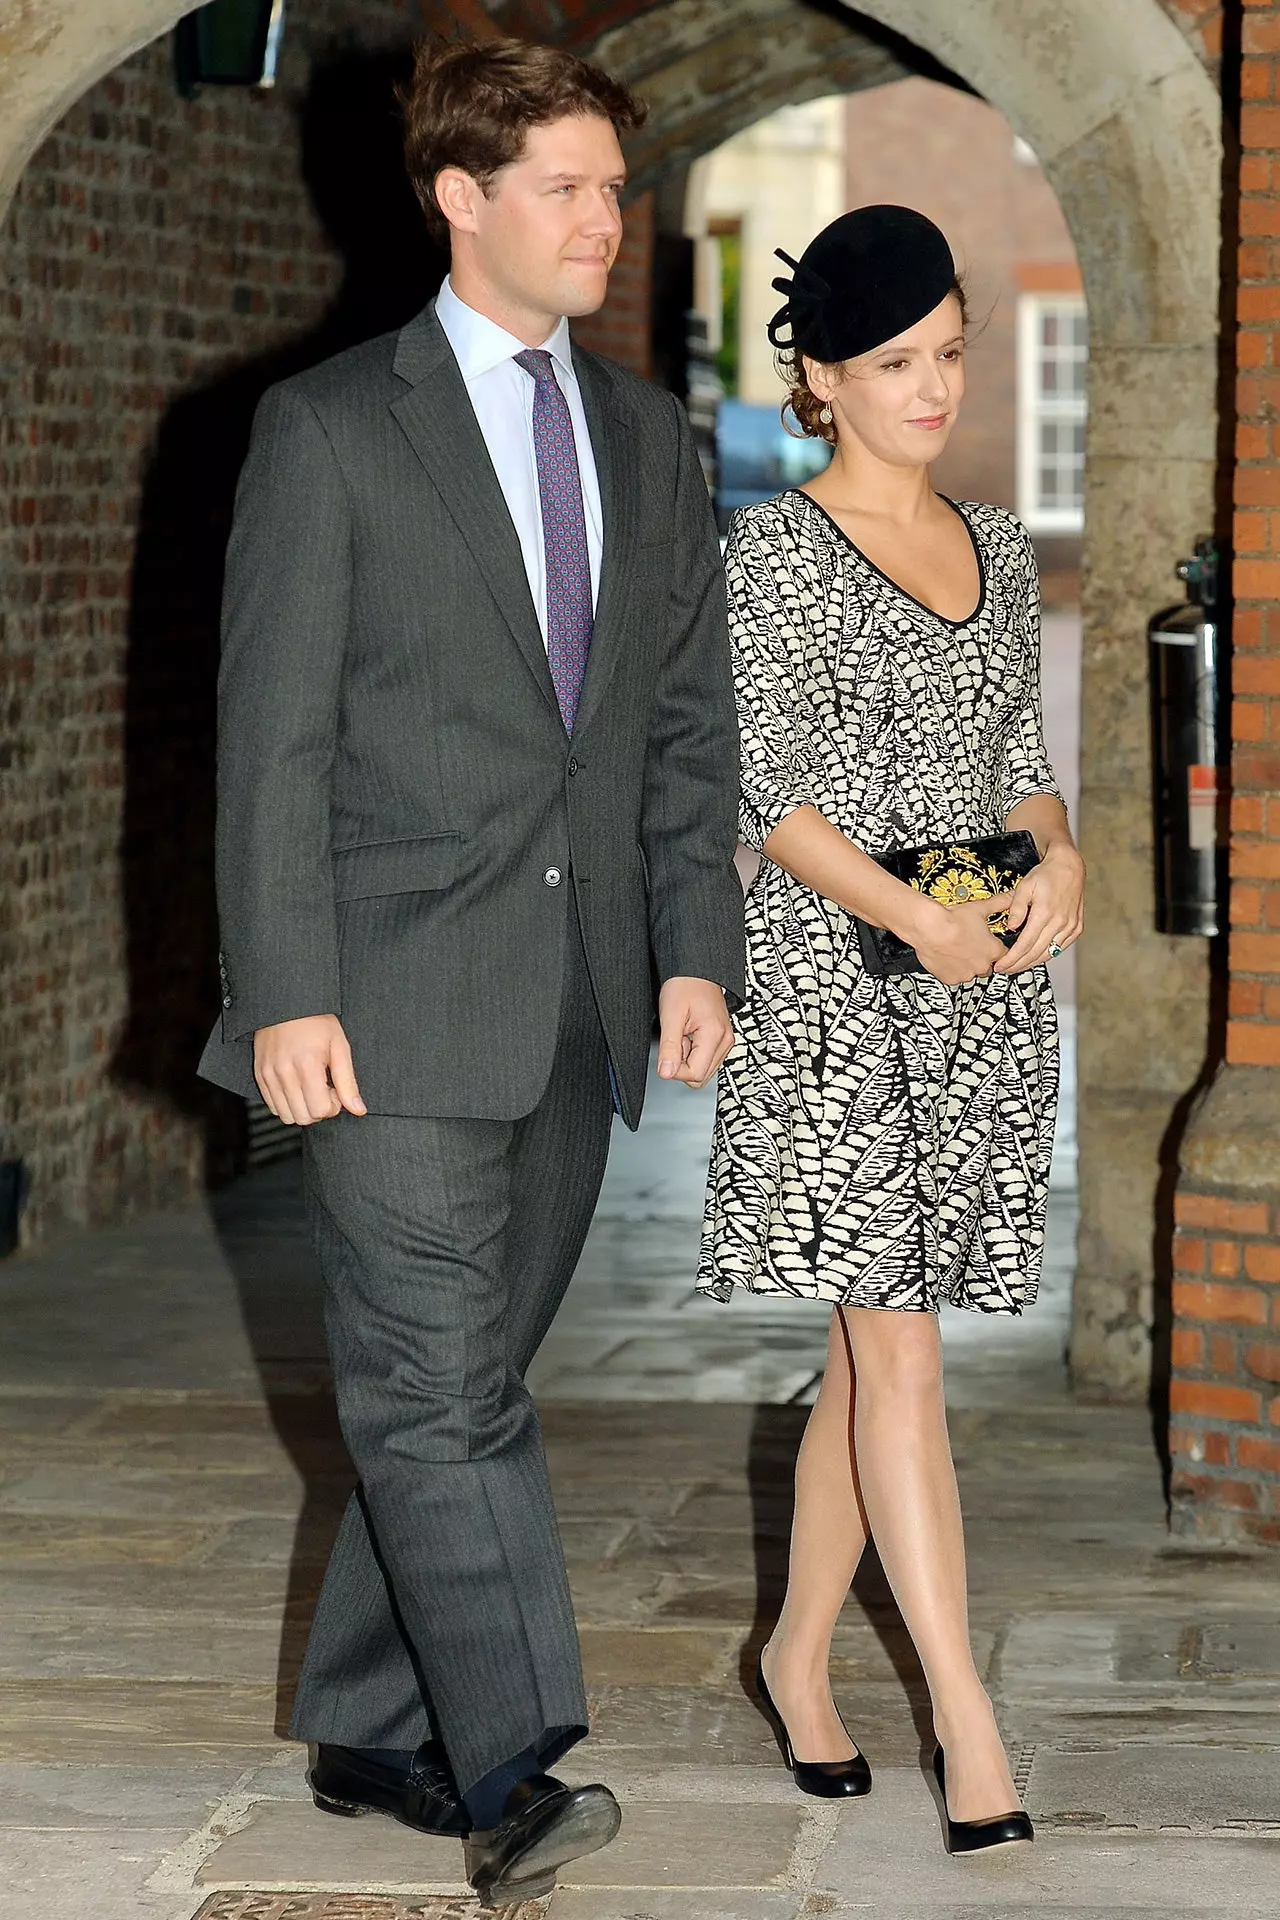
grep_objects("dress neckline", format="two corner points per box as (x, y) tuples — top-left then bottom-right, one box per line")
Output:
(784, 488), (988, 630)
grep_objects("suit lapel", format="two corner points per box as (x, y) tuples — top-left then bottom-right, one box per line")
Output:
(390, 304), (560, 723)
(574, 348), (637, 734)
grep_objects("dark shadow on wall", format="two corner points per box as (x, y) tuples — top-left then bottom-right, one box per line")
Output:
(111, 45), (447, 1184)
(111, 45), (446, 1717)
(1147, 4), (1241, 1504)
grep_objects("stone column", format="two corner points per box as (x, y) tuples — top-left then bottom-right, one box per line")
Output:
(1171, 0), (1280, 1546)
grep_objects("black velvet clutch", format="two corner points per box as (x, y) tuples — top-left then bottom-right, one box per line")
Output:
(854, 830), (1041, 977)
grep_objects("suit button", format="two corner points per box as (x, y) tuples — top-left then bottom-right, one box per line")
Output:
(222, 995), (233, 1009)
(567, 758), (578, 776)
(543, 867), (562, 887)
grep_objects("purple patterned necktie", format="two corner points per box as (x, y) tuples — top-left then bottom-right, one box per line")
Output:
(514, 347), (593, 734)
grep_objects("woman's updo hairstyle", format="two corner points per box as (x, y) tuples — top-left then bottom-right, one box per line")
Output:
(767, 205), (963, 445)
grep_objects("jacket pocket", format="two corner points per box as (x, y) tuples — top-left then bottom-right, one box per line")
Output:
(332, 832), (462, 901)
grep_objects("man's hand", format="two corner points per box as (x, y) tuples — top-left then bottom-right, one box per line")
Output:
(253, 1015), (367, 1126)
(657, 978), (735, 1090)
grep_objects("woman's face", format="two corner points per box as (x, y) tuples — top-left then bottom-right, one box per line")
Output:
(807, 291), (966, 469)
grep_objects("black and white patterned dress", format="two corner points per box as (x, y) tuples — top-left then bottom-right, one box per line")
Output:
(698, 489), (1061, 1315)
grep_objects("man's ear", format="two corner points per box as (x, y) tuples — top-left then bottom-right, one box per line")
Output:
(434, 166), (482, 235)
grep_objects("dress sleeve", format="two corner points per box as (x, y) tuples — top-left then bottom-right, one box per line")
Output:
(998, 526), (1065, 819)
(726, 509), (829, 852)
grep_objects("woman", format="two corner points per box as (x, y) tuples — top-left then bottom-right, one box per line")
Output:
(699, 206), (1085, 1853)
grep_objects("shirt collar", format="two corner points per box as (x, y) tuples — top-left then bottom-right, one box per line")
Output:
(436, 275), (576, 383)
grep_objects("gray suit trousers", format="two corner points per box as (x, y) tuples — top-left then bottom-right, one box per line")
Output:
(289, 925), (613, 1791)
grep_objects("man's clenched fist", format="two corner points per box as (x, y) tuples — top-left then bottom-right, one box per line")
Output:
(254, 1014), (366, 1126)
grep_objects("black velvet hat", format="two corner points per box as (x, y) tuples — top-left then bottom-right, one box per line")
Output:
(767, 205), (956, 362)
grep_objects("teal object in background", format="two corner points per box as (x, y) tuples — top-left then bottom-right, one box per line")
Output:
(175, 0), (286, 94)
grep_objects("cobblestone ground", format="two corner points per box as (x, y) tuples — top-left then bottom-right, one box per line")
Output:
(1, 1040), (1277, 1918)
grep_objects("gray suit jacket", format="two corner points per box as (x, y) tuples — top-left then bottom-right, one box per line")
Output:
(197, 302), (744, 1126)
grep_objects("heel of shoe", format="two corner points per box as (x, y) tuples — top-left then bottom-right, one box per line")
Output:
(312, 1788), (372, 1817)
(932, 1745), (1033, 1854)
(754, 1654), (795, 1769)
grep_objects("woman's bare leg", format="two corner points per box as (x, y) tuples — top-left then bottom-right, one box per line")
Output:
(760, 1309), (869, 1761)
(840, 1305), (1017, 1821)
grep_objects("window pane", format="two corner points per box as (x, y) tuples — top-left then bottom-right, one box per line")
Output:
(1042, 313), (1059, 348)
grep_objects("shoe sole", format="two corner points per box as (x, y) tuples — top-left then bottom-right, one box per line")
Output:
(471, 1788), (622, 1908)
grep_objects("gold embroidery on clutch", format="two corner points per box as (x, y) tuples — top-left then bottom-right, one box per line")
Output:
(907, 846), (1020, 931)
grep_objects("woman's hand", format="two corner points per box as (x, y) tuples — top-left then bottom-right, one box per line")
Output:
(908, 894), (1012, 987)
(994, 844), (1086, 974)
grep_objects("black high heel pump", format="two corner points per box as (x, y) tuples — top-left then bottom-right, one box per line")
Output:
(932, 1746), (1034, 1853)
(755, 1653), (872, 1799)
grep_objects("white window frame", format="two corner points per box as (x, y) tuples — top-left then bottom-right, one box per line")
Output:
(1016, 293), (1088, 535)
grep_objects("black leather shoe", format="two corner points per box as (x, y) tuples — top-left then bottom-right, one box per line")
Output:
(309, 1742), (469, 1838)
(933, 1746), (1034, 1853)
(756, 1653), (872, 1798)
(465, 1773), (621, 1907)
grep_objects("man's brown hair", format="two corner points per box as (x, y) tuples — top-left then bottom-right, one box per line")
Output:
(403, 37), (648, 244)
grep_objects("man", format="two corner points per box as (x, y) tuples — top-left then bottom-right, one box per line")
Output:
(199, 35), (744, 1909)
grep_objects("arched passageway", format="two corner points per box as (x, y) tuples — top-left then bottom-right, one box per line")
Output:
(0, 0), (1224, 1405)
(580, 0), (1225, 1399)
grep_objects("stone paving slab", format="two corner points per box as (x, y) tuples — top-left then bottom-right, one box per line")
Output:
(1025, 1744), (1280, 1830)
(1, 1827), (194, 1920)
(193, 1898), (546, 1919)
(196, 1798), (807, 1893)
(0, 1679), (278, 1763)
(546, 1893), (804, 1918)
(0, 1760), (240, 1829)
(810, 1771), (1280, 1910)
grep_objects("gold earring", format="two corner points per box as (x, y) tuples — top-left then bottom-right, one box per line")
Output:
(819, 404), (833, 425)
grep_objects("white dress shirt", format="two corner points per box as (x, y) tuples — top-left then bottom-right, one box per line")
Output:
(435, 275), (604, 642)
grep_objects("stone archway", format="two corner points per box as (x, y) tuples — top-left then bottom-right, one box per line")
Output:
(578, 0), (1223, 1400)
(0, 0), (1223, 1400)
(0, 2), (193, 220)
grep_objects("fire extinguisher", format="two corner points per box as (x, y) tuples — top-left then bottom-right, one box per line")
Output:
(1148, 538), (1227, 937)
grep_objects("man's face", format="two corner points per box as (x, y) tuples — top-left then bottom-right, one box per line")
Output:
(443, 113), (626, 323)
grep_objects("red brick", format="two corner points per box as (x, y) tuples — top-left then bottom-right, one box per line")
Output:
(1211, 1239), (1243, 1278)
(1230, 979), (1265, 1016)
(1234, 558), (1280, 599)
(1236, 743), (1280, 790)
(1172, 1280), (1267, 1324)
(1175, 1195), (1270, 1235)
(1169, 1426), (1231, 1466)
(1172, 1473), (1261, 1512)
(1246, 1242), (1280, 1284)
(1234, 509), (1270, 553)
(1245, 14), (1280, 55)
(1171, 1328), (1205, 1369)
(1233, 795), (1267, 833)
(1242, 58), (1275, 104)
(1246, 1342), (1280, 1383)
(1232, 841), (1280, 879)
(1237, 1434), (1280, 1473)
(1169, 1380), (1264, 1424)
(1228, 1023), (1280, 1065)
(1231, 931), (1280, 971)
(1173, 1237), (1208, 1274)
(1235, 654), (1280, 694)
(1231, 881), (1265, 923)
(1210, 1331), (1239, 1375)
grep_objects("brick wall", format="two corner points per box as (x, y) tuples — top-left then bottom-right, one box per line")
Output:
(0, 5), (436, 1242)
(1170, 0), (1280, 1544)
(1171, 1194), (1280, 1540)
(572, 187), (654, 375)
